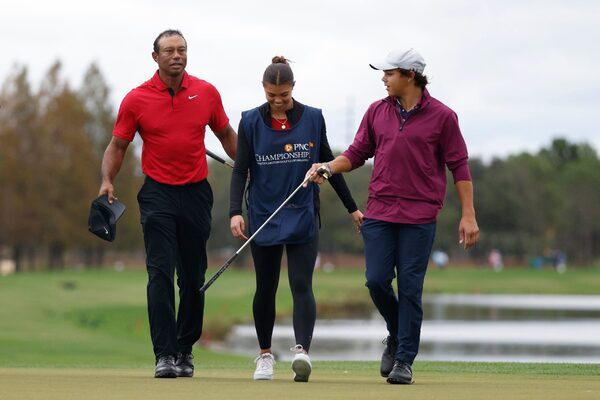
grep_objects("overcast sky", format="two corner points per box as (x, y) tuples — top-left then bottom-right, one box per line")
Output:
(2, 0), (599, 160)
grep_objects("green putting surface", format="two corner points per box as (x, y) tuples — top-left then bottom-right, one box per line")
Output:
(2, 364), (599, 400)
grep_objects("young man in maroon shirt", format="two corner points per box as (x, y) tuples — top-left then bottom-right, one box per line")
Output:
(98, 30), (236, 378)
(307, 48), (479, 384)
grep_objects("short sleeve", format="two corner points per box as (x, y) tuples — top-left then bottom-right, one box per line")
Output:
(112, 91), (138, 142)
(208, 86), (230, 133)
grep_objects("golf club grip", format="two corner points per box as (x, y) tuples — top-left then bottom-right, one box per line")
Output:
(316, 166), (330, 179)
(200, 253), (240, 293)
(206, 149), (234, 168)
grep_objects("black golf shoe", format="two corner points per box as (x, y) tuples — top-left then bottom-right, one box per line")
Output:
(380, 336), (398, 377)
(386, 361), (413, 384)
(175, 352), (194, 377)
(155, 355), (177, 378)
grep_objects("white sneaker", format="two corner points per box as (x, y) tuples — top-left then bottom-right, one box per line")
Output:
(253, 353), (275, 380)
(290, 345), (312, 382)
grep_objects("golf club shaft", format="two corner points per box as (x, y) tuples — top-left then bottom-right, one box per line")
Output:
(206, 149), (234, 168)
(200, 175), (311, 293)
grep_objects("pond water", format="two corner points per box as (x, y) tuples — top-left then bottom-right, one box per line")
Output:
(223, 294), (600, 363)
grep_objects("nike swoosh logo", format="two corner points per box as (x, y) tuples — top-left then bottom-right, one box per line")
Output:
(188, 95), (198, 100)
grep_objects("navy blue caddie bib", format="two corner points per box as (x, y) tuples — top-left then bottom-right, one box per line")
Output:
(242, 105), (322, 246)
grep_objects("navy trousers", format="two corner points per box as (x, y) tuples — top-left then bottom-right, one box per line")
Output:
(361, 218), (436, 365)
(137, 176), (213, 360)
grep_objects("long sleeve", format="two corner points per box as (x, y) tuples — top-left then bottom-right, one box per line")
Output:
(440, 112), (471, 183)
(318, 117), (358, 214)
(229, 119), (250, 217)
(342, 103), (377, 169)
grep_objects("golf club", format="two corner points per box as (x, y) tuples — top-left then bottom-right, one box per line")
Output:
(206, 149), (234, 168)
(199, 168), (328, 293)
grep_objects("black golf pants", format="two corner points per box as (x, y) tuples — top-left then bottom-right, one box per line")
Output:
(138, 176), (212, 360)
(250, 233), (318, 352)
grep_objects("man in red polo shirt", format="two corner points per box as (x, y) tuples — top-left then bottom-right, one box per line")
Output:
(98, 29), (236, 378)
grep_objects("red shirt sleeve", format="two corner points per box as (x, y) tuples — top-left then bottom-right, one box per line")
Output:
(208, 86), (230, 133)
(112, 91), (138, 142)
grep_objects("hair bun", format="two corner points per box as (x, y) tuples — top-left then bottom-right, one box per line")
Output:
(271, 56), (288, 64)
(263, 57), (294, 85)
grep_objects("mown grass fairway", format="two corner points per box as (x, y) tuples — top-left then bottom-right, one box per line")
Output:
(1, 267), (600, 399)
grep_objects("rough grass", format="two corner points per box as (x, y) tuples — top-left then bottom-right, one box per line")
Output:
(424, 266), (600, 294)
(2, 267), (600, 367)
(2, 267), (600, 399)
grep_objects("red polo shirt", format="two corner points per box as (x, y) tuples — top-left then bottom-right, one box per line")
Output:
(113, 71), (229, 185)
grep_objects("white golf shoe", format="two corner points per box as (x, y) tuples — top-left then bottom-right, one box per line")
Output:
(290, 345), (312, 382)
(253, 353), (275, 380)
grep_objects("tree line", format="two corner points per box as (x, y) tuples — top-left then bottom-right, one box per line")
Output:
(0, 63), (598, 271)
(0, 63), (143, 271)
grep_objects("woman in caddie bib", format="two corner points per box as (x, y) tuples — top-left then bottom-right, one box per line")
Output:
(229, 56), (363, 382)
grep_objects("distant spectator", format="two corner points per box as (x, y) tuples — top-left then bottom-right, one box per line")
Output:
(488, 249), (503, 271)
(553, 250), (567, 274)
(529, 256), (544, 270)
(431, 250), (449, 269)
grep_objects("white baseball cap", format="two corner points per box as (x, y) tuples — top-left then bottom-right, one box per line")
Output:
(369, 48), (426, 74)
